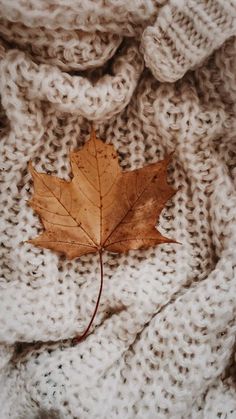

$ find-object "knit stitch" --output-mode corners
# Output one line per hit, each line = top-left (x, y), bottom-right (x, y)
(0, 19), (123, 71)
(142, 0), (236, 81)
(0, 1), (236, 418)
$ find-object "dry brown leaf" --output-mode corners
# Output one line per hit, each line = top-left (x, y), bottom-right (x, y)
(28, 129), (176, 342)
(28, 129), (176, 258)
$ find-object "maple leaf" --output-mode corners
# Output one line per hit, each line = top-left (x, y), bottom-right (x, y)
(28, 128), (176, 342)
(29, 130), (175, 257)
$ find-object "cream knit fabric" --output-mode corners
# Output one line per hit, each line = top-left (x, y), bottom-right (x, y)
(0, 1), (236, 418)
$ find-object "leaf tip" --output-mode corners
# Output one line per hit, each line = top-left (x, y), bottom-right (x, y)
(165, 237), (182, 245)
(90, 125), (97, 142)
(163, 151), (175, 166)
(169, 149), (175, 157)
(28, 161), (39, 179)
(28, 160), (34, 173)
(25, 239), (33, 245)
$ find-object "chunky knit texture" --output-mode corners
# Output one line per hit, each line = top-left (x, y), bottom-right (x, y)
(142, 0), (236, 81)
(0, 1), (236, 418)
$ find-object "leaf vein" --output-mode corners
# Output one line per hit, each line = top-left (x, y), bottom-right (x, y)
(34, 170), (97, 246)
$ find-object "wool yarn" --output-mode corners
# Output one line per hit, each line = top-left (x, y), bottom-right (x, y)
(0, 1), (236, 418)
(142, 0), (236, 81)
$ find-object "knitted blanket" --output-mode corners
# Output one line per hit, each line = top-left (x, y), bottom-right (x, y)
(0, 1), (236, 418)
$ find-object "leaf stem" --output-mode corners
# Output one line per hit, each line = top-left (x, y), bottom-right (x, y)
(73, 250), (104, 344)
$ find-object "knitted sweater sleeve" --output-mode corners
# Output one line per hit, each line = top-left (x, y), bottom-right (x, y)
(142, 0), (236, 82)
